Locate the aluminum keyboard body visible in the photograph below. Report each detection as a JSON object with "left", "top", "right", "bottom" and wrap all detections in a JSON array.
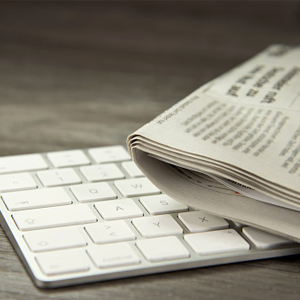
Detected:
[{"left": 0, "top": 146, "right": 299, "bottom": 288}]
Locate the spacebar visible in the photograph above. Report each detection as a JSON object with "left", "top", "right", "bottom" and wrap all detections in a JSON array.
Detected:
[{"left": 12, "top": 204, "right": 97, "bottom": 231}]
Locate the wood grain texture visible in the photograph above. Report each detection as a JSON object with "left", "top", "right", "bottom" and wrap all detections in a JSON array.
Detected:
[{"left": 0, "top": 1, "right": 300, "bottom": 299}]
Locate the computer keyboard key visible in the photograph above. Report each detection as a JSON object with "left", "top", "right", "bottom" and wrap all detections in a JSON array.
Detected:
[
  {"left": 0, "top": 173, "right": 37, "bottom": 193},
  {"left": 95, "top": 199, "right": 143, "bottom": 220},
  {"left": 36, "top": 249, "right": 90, "bottom": 275},
  {"left": 37, "top": 168, "right": 82, "bottom": 187},
  {"left": 132, "top": 215, "right": 183, "bottom": 238},
  {"left": 13, "top": 204, "right": 97, "bottom": 231},
  {"left": 23, "top": 226, "right": 87, "bottom": 252},
  {"left": 47, "top": 150, "right": 90, "bottom": 168},
  {"left": 184, "top": 229, "right": 250, "bottom": 256},
  {"left": 178, "top": 211, "right": 229, "bottom": 233},
  {"left": 122, "top": 161, "right": 144, "bottom": 178},
  {"left": 88, "top": 146, "right": 131, "bottom": 163},
  {"left": 114, "top": 177, "right": 160, "bottom": 197},
  {"left": 87, "top": 242, "right": 140, "bottom": 268},
  {"left": 242, "top": 227, "right": 294, "bottom": 249},
  {"left": 136, "top": 236, "right": 190, "bottom": 263},
  {"left": 70, "top": 182, "right": 117, "bottom": 202},
  {"left": 2, "top": 187, "right": 72, "bottom": 211},
  {"left": 140, "top": 194, "right": 188, "bottom": 215},
  {"left": 80, "top": 164, "right": 125, "bottom": 182},
  {"left": 85, "top": 220, "right": 136, "bottom": 244},
  {"left": 0, "top": 154, "right": 48, "bottom": 174}
]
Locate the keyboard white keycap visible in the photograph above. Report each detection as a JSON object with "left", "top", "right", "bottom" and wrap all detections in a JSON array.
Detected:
[
  {"left": 47, "top": 150, "right": 90, "bottom": 168},
  {"left": 0, "top": 154, "right": 48, "bottom": 174},
  {"left": 2, "top": 187, "right": 72, "bottom": 211},
  {"left": 136, "top": 236, "right": 190, "bottom": 262},
  {"left": 95, "top": 199, "right": 143, "bottom": 220},
  {"left": 87, "top": 243, "right": 140, "bottom": 268},
  {"left": 89, "top": 146, "right": 131, "bottom": 163},
  {"left": 13, "top": 204, "right": 97, "bottom": 231},
  {"left": 0, "top": 173, "right": 37, "bottom": 193},
  {"left": 114, "top": 177, "right": 160, "bottom": 197},
  {"left": 36, "top": 249, "right": 90, "bottom": 275},
  {"left": 70, "top": 183, "right": 117, "bottom": 202},
  {"left": 178, "top": 211, "right": 229, "bottom": 233},
  {"left": 122, "top": 161, "right": 144, "bottom": 178},
  {"left": 80, "top": 164, "right": 124, "bottom": 182},
  {"left": 184, "top": 229, "right": 250, "bottom": 256},
  {"left": 24, "top": 227, "right": 87, "bottom": 252},
  {"left": 85, "top": 220, "right": 136, "bottom": 244},
  {"left": 140, "top": 194, "right": 188, "bottom": 215},
  {"left": 242, "top": 227, "right": 293, "bottom": 249},
  {"left": 132, "top": 215, "right": 183, "bottom": 238},
  {"left": 37, "top": 168, "right": 82, "bottom": 187}
]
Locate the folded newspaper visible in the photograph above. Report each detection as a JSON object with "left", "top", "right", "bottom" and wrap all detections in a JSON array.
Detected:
[{"left": 127, "top": 45, "right": 300, "bottom": 242}]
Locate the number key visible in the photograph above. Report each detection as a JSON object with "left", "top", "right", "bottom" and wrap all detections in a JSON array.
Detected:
[{"left": 80, "top": 164, "right": 124, "bottom": 182}]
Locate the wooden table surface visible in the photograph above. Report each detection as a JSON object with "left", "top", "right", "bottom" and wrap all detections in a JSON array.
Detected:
[{"left": 0, "top": 2, "right": 300, "bottom": 299}]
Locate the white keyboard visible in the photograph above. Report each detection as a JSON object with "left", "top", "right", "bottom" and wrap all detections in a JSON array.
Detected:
[{"left": 0, "top": 145, "right": 299, "bottom": 288}]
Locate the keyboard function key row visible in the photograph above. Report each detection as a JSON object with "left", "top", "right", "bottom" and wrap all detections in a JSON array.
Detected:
[
  {"left": 0, "top": 146, "right": 131, "bottom": 176},
  {"left": 46, "top": 146, "right": 132, "bottom": 168}
]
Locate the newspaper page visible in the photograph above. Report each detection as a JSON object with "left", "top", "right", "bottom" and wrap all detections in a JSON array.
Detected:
[{"left": 127, "top": 45, "right": 300, "bottom": 241}]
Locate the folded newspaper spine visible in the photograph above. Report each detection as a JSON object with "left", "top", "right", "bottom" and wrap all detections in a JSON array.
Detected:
[{"left": 127, "top": 44, "right": 300, "bottom": 243}]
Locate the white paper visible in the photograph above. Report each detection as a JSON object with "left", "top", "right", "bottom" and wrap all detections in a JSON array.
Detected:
[{"left": 127, "top": 45, "right": 300, "bottom": 242}]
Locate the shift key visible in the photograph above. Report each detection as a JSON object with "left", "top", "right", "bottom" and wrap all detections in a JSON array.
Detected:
[{"left": 13, "top": 204, "right": 97, "bottom": 231}]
